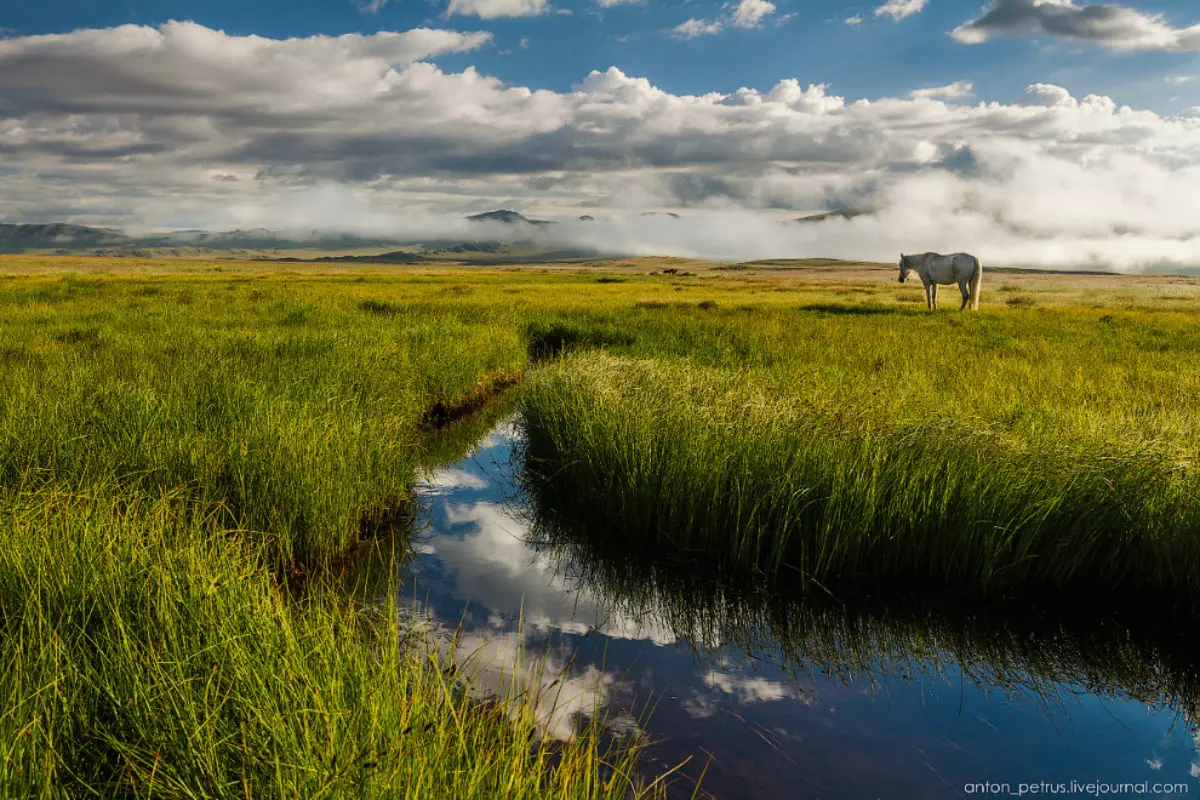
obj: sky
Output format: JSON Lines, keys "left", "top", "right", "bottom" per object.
{"left": 2, "top": 0, "right": 1200, "bottom": 268}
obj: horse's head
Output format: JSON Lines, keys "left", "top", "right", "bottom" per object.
{"left": 898, "top": 254, "right": 910, "bottom": 284}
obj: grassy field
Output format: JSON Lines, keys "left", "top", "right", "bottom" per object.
{"left": 526, "top": 263, "right": 1200, "bottom": 598}
{"left": 0, "top": 259, "right": 655, "bottom": 797}
{"left": 1, "top": 254, "right": 1199, "bottom": 794}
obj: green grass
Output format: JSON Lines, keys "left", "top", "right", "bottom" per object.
{"left": 519, "top": 302, "right": 1200, "bottom": 599}
{"left": 0, "top": 275, "right": 527, "bottom": 568}
{"left": 0, "top": 266, "right": 682, "bottom": 797}
{"left": 0, "top": 489, "right": 658, "bottom": 797}
{"left": 3, "top": 257, "right": 1200, "bottom": 794}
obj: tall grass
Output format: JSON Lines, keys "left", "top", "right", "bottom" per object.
{"left": 2, "top": 260, "right": 1198, "bottom": 794}
{"left": 0, "top": 277, "right": 528, "bottom": 567}
{"left": 0, "top": 270, "right": 670, "bottom": 796}
{"left": 0, "top": 488, "right": 658, "bottom": 797}
{"left": 520, "top": 344, "right": 1200, "bottom": 597}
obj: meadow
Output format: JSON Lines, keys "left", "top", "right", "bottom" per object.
{"left": 1, "top": 253, "right": 1198, "bottom": 794}
{"left": 518, "top": 269, "right": 1200, "bottom": 599}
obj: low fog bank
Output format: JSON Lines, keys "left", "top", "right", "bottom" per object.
{"left": 195, "top": 171, "right": 1200, "bottom": 272}
{"left": 520, "top": 212, "right": 1200, "bottom": 273}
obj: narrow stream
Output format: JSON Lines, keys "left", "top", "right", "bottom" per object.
{"left": 393, "top": 418, "right": 1200, "bottom": 799}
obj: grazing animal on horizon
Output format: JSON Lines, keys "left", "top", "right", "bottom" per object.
{"left": 898, "top": 252, "right": 982, "bottom": 311}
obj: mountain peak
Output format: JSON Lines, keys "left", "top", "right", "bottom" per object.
{"left": 793, "top": 208, "right": 871, "bottom": 224}
{"left": 466, "top": 209, "right": 552, "bottom": 225}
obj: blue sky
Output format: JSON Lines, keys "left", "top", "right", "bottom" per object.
{"left": 3, "top": 0, "right": 1198, "bottom": 113}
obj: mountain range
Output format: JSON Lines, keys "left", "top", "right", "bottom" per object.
{"left": 0, "top": 208, "right": 874, "bottom": 260}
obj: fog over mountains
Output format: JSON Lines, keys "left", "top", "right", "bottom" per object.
{"left": 1, "top": 208, "right": 843, "bottom": 257}
{"left": 6, "top": 205, "right": 1198, "bottom": 273}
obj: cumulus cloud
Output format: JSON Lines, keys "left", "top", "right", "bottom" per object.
{"left": 1021, "top": 81, "right": 1078, "bottom": 106}
{"left": 910, "top": 80, "right": 975, "bottom": 100}
{"left": 401, "top": 606, "right": 635, "bottom": 741}
{"left": 875, "top": 0, "right": 927, "bottom": 22}
{"left": 673, "top": 0, "right": 775, "bottom": 37}
{"left": 705, "top": 671, "right": 804, "bottom": 704}
{"left": 1166, "top": 75, "right": 1196, "bottom": 86}
{"left": 356, "top": 0, "right": 393, "bottom": 12}
{"left": 845, "top": 15, "right": 863, "bottom": 25}
{"left": 672, "top": 17, "right": 724, "bottom": 37}
{"left": 730, "top": 0, "right": 777, "bottom": 29}
{"left": 446, "top": 0, "right": 551, "bottom": 17}
{"left": 952, "top": 0, "right": 1200, "bottom": 51}
{"left": 3, "top": 23, "right": 1200, "bottom": 270}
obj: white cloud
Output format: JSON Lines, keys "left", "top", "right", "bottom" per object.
{"left": 356, "top": 0, "right": 393, "bottom": 12}
{"left": 417, "top": 468, "right": 490, "bottom": 492}
{"left": 952, "top": 0, "right": 1200, "bottom": 51}
{"left": 4, "top": 24, "right": 1200, "bottom": 270}
{"left": 910, "top": 80, "right": 975, "bottom": 100}
{"left": 1021, "top": 81, "right": 1078, "bottom": 107}
{"left": 875, "top": 0, "right": 927, "bottom": 22}
{"left": 400, "top": 607, "right": 635, "bottom": 741}
{"left": 704, "top": 671, "right": 805, "bottom": 704}
{"left": 446, "top": 0, "right": 550, "bottom": 18}
{"left": 418, "top": 478, "right": 678, "bottom": 645}
{"left": 730, "top": 0, "right": 777, "bottom": 29}
{"left": 673, "top": 0, "right": 776, "bottom": 37}
{"left": 845, "top": 14, "right": 863, "bottom": 25}
{"left": 673, "top": 17, "right": 725, "bottom": 37}
{"left": 596, "top": 0, "right": 644, "bottom": 8}
{"left": 1166, "top": 75, "right": 1196, "bottom": 86}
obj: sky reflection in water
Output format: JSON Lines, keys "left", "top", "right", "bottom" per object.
{"left": 400, "top": 420, "right": 1200, "bottom": 799}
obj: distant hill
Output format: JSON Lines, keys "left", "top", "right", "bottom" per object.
{"left": 137, "top": 228, "right": 405, "bottom": 250}
{"left": 466, "top": 210, "right": 553, "bottom": 226}
{"left": 794, "top": 208, "right": 871, "bottom": 224}
{"left": 0, "top": 223, "right": 132, "bottom": 252}
{"left": 0, "top": 222, "right": 412, "bottom": 255}
{"left": 274, "top": 250, "right": 428, "bottom": 264}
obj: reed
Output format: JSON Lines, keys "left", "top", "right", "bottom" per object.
{"left": 520, "top": 344, "right": 1200, "bottom": 597}
{"left": 0, "top": 488, "right": 661, "bottom": 798}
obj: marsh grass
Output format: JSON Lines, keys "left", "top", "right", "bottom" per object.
{"left": 0, "top": 277, "right": 533, "bottom": 568}
{"left": 0, "top": 489, "right": 658, "bottom": 798}
{"left": 3, "top": 258, "right": 1200, "bottom": 794}
{"left": 520, "top": 301, "right": 1200, "bottom": 597}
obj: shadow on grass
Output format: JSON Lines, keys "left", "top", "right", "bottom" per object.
{"left": 796, "top": 303, "right": 902, "bottom": 316}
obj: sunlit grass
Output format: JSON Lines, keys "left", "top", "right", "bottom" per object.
{"left": 0, "top": 489, "right": 659, "bottom": 797}
{"left": 3, "top": 256, "right": 1200, "bottom": 795}
{"left": 520, "top": 301, "right": 1200, "bottom": 597}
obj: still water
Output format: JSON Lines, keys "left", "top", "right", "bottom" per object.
{"left": 395, "top": 419, "right": 1200, "bottom": 799}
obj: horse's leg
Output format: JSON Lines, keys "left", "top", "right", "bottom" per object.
{"left": 931, "top": 283, "right": 938, "bottom": 309}
{"left": 924, "top": 282, "right": 933, "bottom": 310}
{"left": 958, "top": 279, "right": 969, "bottom": 311}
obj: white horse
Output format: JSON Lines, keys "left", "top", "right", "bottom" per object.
{"left": 898, "top": 252, "right": 982, "bottom": 311}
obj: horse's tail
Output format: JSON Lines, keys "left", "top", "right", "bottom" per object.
{"left": 968, "top": 256, "right": 982, "bottom": 310}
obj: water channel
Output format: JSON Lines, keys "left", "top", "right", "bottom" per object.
{"left": 375, "top": 417, "right": 1200, "bottom": 798}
